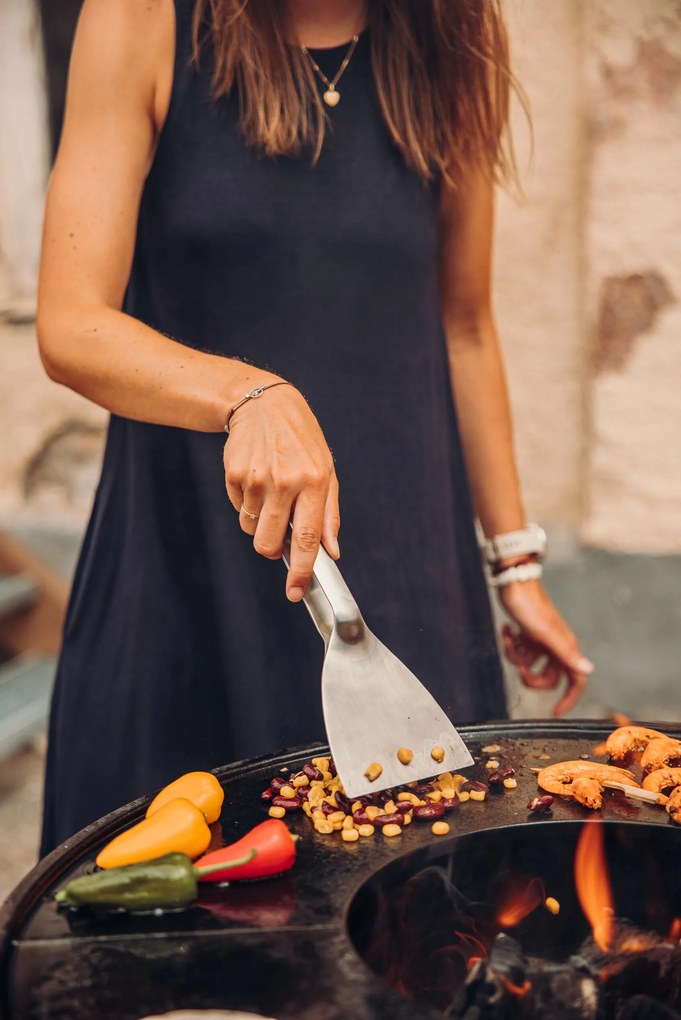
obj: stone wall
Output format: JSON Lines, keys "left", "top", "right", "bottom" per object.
{"left": 498, "top": 0, "right": 681, "bottom": 556}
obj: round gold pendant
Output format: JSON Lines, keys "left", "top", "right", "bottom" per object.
{"left": 323, "top": 89, "right": 340, "bottom": 107}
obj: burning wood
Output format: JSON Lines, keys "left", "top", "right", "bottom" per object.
{"left": 448, "top": 924, "right": 681, "bottom": 1019}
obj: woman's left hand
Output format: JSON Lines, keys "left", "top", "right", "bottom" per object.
{"left": 498, "top": 580, "right": 594, "bottom": 717}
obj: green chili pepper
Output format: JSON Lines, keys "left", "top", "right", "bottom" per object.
{"left": 54, "top": 848, "right": 256, "bottom": 912}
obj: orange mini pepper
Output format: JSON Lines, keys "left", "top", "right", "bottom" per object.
{"left": 96, "top": 797, "right": 211, "bottom": 870}
{"left": 146, "top": 771, "right": 224, "bottom": 824}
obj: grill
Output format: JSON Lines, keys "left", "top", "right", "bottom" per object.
{"left": 2, "top": 720, "right": 679, "bottom": 1020}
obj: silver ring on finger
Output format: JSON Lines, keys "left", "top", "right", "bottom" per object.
{"left": 239, "top": 505, "right": 260, "bottom": 521}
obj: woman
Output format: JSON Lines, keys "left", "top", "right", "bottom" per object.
{"left": 37, "top": 0, "right": 593, "bottom": 854}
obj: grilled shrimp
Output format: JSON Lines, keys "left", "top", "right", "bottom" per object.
{"left": 604, "top": 726, "right": 668, "bottom": 761}
{"left": 537, "top": 761, "right": 637, "bottom": 809}
{"left": 666, "top": 786, "right": 681, "bottom": 825}
{"left": 640, "top": 736, "right": 681, "bottom": 775}
{"left": 642, "top": 767, "right": 681, "bottom": 795}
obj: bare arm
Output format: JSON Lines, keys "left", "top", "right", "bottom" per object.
{"left": 439, "top": 171, "right": 525, "bottom": 539}
{"left": 439, "top": 172, "right": 592, "bottom": 714}
{"left": 37, "top": 0, "right": 339, "bottom": 596}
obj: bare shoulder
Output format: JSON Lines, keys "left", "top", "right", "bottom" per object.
{"left": 69, "top": 0, "right": 175, "bottom": 133}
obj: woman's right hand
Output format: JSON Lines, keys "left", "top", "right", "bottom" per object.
{"left": 223, "top": 382, "right": 340, "bottom": 601}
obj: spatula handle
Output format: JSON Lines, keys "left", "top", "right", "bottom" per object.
{"left": 282, "top": 531, "right": 364, "bottom": 646}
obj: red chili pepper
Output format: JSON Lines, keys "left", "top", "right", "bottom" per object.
{"left": 194, "top": 819, "right": 297, "bottom": 883}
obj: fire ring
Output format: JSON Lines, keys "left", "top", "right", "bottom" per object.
{"left": 2, "top": 721, "right": 680, "bottom": 1019}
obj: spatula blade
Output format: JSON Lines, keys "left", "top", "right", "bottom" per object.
{"left": 322, "top": 631, "right": 474, "bottom": 799}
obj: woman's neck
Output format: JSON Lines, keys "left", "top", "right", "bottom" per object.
{"left": 283, "top": 0, "right": 368, "bottom": 48}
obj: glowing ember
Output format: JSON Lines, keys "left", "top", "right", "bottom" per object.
{"left": 670, "top": 917, "right": 681, "bottom": 941}
{"left": 574, "top": 821, "right": 614, "bottom": 951}
{"left": 496, "top": 877, "right": 544, "bottom": 927}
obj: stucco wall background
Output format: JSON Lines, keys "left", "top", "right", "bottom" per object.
{"left": 0, "top": 0, "right": 679, "bottom": 722}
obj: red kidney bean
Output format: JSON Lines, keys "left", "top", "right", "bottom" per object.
{"left": 270, "top": 776, "right": 288, "bottom": 792}
{"left": 356, "top": 795, "right": 374, "bottom": 807}
{"left": 373, "top": 812, "right": 405, "bottom": 827}
{"left": 353, "top": 810, "right": 372, "bottom": 826}
{"left": 260, "top": 787, "right": 275, "bottom": 802}
{"left": 461, "top": 780, "right": 489, "bottom": 794}
{"left": 302, "top": 764, "right": 323, "bottom": 782}
{"left": 271, "top": 795, "right": 303, "bottom": 811}
{"left": 415, "top": 783, "right": 435, "bottom": 795}
{"left": 394, "top": 801, "right": 412, "bottom": 814}
{"left": 297, "top": 787, "right": 309, "bottom": 802}
{"left": 442, "top": 796, "right": 459, "bottom": 811}
{"left": 319, "top": 801, "right": 336, "bottom": 816}
{"left": 488, "top": 767, "right": 516, "bottom": 786}
{"left": 528, "top": 795, "right": 553, "bottom": 813}
{"left": 413, "top": 802, "right": 446, "bottom": 821}
{"left": 328, "top": 759, "right": 337, "bottom": 778}
{"left": 335, "top": 791, "right": 353, "bottom": 815}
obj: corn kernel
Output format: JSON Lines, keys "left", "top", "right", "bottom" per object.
{"left": 503, "top": 777, "right": 518, "bottom": 790}
{"left": 440, "top": 787, "right": 455, "bottom": 799}
{"left": 280, "top": 785, "right": 296, "bottom": 799}
{"left": 437, "top": 772, "right": 455, "bottom": 787}
{"left": 352, "top": 801, "right": 363, "bottom": 813}
{"left": 322, "top": 771, "right": 333, "bottom": 783}
{"left": 469, "top": 789, "right": 486, "bottom": 802}
{"left": 451, "top": 774, "right": 467, "bottom": 792}
{"left": 458, "top": 791, "right": 470, "bottom": 802}
{"left": 382, "top": 823, "right": 402, "bottom": 837}
{"left": 431, "top": 746, "right": 445, "bottom": 764}
{"left": 383, "top": 800, "right": 398, "bottom": 814}
{"left": 397, "top": 747, "right": 414, "bottom": 765}
{"left": 485, "top": 759, "right": 500, "bottom": 770}
{"left": 545, "top": 897, "right": 561, "bottom": 915}
{"left": 358, "top": 824, "right": 375, "bottom": 837}
{"left": 342, "top": 827, "right": 360, "bottom": 842}
{"left": 342, "top": 815, "right": 355, "bottom": 830}
{"left": 292, "top": 774, "right": 309, "bottom": 788}
{"left": 364, "top": 761, "right": 383, "bottom": 782}
{"left": 315, "top": 821, "right": 333, "bottom": 834}
{"left": 402, "top": 813, "right": 412, "bottom": 825}
{"left": 431, "top": 821, "right": 450, "bottom": 836}
{"left": 426, "top": 791, "right": 443, "bottom": 803}
{"left": 366, "top": 805, "right": 381, "bottom": 821}
{"left": 268, "top": 806, "right": 286, "bottom": 818}
{"left": 327, "top": 810, "right": 345, "bottom": 824}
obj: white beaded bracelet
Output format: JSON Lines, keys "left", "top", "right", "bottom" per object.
{"left": 488, "top": 561, "right": 543, "bottom": 588}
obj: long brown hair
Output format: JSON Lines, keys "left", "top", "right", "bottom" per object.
{"left": 192, "top": 1, "right": 520, "bottom": 187}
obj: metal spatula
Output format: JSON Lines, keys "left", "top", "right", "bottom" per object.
{"left": 283, "top": 538, "right": 474, "bottom": 798}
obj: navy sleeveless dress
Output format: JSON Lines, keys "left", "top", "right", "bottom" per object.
{"left": 40, "top": 2, "right": 506, "bottom": 855}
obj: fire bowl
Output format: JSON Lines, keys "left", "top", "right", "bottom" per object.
{"left": 1, "top": 721, "right": 680, "bottom": 1020}
{"left": 348, "top": 821, "right": 681, "bottom": 1017}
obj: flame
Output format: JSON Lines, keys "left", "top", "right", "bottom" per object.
{"left": 497, "top": 877, "right": 544, "bottom": 928}
{"left": 574, "top": 821, "right": 614, "bottom": 951}
{"left": 669, "top": 917, "right": 681, "bottom": 941}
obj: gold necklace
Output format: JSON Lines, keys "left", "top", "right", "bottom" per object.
{"left": 301, "top": 34, "right": 360, "bottom": 107}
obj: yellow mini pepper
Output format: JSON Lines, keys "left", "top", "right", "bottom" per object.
{"left": 146, "top": 771, "right": 224, "bottom": 823}
{"left": 96, "top": 797, "right": 211, "bottom": 870}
